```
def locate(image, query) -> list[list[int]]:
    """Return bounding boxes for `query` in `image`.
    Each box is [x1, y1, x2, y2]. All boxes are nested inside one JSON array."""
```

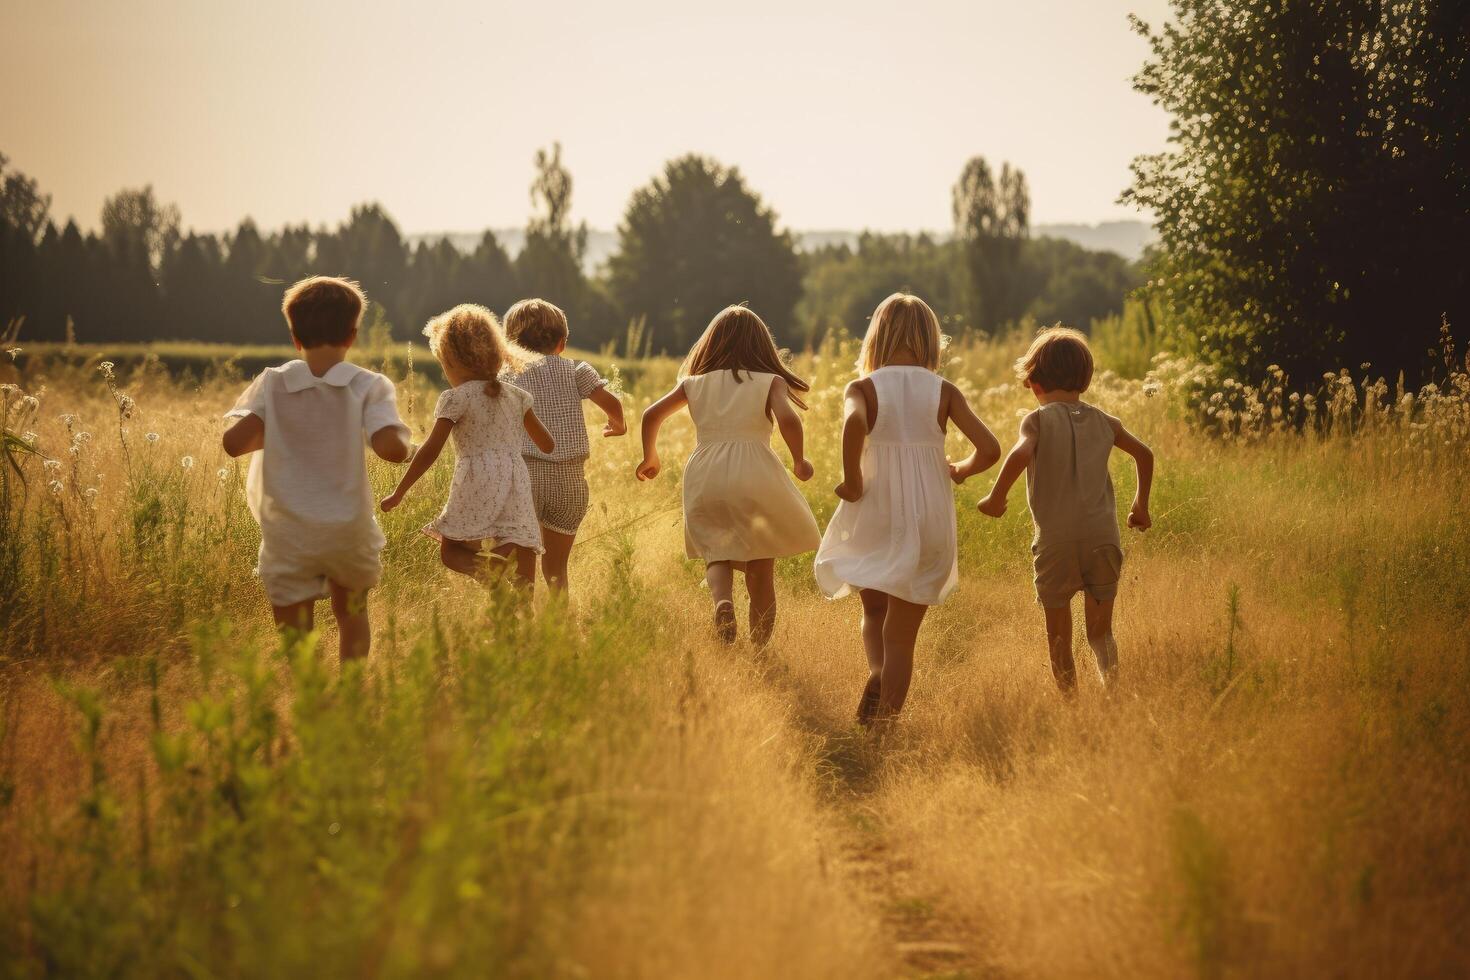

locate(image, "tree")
[[0, 154, 51, 243], [314, 204, 410, 334], [100, 186, 180, 271], [1125, 0, 1470, 381], [515, 144, 601, 340], [608, 155, 802, 351], [953, 157, 1030, 333]]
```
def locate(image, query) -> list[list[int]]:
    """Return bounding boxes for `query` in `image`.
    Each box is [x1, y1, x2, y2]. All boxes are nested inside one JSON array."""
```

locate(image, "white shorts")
[[257, 539, 383, 607]]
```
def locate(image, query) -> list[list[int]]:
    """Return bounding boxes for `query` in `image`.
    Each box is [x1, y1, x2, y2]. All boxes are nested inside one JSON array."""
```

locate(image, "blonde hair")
[[423, 304, 527, 398], [1016, 325, 1094, 392], [503, 298, 569, 355], [857, 293, 943, 375], [680, 305, 810, 410]]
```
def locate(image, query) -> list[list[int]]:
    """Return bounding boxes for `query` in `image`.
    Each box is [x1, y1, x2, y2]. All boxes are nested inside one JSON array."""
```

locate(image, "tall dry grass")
[[1, 327, 1467, 977]]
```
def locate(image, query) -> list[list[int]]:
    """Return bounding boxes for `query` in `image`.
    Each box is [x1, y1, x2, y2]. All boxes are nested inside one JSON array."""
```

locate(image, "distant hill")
[[407, 220, 1155, 273]]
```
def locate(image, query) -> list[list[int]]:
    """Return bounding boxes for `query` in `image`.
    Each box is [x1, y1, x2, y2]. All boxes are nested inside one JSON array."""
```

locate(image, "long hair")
[[857, 292, 944, 375], [423, 304, 529, 398], [680, 305, 810, 409]]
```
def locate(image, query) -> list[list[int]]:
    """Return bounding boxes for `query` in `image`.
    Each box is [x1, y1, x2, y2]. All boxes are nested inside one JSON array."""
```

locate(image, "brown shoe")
[[714, 600, 737, 644], [856, 675, 882, 726]]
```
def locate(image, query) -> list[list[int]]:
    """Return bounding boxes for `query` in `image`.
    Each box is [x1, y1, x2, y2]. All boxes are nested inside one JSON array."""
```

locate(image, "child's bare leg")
[[745, 558, 776, 646], [329, 583, 371, 661], [271, 600, 314, 638], [1082, 593, 1118, 687], [540, 527, 575, 595], [512, 545, 537, 590], [440, 537, 484, 578], [706, 560, 737, 642], [857, 589, 889, 723], [1044, 604, 1077, 694], [876, 596, 928, 716]]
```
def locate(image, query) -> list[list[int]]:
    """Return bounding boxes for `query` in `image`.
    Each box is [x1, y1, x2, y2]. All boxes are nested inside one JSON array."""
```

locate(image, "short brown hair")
[[282, 276, 365, 348], [1017, 326, 1094, 392], [503, 298, 569, 354]]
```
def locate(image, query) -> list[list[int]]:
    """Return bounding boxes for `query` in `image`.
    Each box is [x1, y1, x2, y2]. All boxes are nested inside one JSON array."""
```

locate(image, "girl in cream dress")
[[814, 293, 1001, 724], [637, 305, 820, 645]]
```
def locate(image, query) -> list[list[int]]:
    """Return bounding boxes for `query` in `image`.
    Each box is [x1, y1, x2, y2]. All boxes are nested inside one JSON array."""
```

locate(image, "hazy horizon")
[[4, 0, 1174, 237]]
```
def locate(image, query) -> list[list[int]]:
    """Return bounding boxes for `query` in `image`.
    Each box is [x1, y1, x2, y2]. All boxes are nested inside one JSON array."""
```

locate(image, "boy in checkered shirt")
[[502, 299, 626, 596]]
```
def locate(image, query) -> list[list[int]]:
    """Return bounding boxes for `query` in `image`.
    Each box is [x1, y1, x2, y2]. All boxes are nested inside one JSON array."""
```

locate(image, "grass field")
[[2, 333, 1468, 977]]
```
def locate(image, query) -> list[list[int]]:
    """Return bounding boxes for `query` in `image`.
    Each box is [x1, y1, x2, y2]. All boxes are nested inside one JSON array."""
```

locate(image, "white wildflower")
[[145, 432, 160, 444], [98, 361, 115, 380], [4, 347, 19, 360], [217, 467, 229, 482], [0, 383, 17, 395], [44, 459, 61, 472], [84, 487, 99, 503], [22, 431, 37, 444], [74, 431, 91, 443], [1142, 380, 1163, 398], [48, 479, 63, 494], [180, 455, 195, 470], [18, 395, 39, 414]]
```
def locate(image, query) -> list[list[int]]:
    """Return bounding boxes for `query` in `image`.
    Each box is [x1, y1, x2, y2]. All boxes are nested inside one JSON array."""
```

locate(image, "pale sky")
[[2, 0, 1174, 236]]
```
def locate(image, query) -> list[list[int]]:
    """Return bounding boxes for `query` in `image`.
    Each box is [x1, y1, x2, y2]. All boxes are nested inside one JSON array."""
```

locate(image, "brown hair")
[[1016, 325, 1094, 392], [503, 298, 569, 355], [423, 304, 528, 398], [282, 276, 365, 348], [680, 305, 810, 409], [858, 293, 943, 375]]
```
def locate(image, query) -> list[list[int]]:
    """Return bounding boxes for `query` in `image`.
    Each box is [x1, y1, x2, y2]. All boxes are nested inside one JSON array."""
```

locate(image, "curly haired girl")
[[381, 304, 554, 585]]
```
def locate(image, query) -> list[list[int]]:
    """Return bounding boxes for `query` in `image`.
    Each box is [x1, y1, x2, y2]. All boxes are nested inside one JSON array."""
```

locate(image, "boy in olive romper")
[[977, 327, 1155, 693], [501, 299, 626, 596]]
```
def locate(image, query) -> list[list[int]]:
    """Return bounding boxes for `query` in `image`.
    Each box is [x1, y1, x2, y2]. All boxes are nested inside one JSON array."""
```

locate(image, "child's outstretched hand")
[[977, 492, 1007, 518], [1128, 500, 1152, 531], [380, 490, 404, 513], [834, 479, 862, 503], [635, 455, 661, 481], [792, 458, 814, 481], [603, 418, 627, 438], [948, 460, 969, 485]]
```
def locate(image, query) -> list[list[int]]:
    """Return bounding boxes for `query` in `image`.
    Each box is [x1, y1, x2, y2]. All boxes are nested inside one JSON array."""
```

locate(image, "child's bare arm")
[[380, 418, 453, 511], [977, 414, 1038, 518], [767, 377, 814, 481], [1110, 417, 1154, 530], [835, 380, 870, 502], [222, 414, 264, 457], [636, 384, 689, 481], [941, 381, 1002, 483], [369, 424, 413, 463], [524, 410, 555, 455], [588, 386, 626, 437]]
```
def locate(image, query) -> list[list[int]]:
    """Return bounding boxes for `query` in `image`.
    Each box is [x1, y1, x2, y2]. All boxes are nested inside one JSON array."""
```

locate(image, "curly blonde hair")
[[857, 293, 944, 375], [423, 304, 527, 397]]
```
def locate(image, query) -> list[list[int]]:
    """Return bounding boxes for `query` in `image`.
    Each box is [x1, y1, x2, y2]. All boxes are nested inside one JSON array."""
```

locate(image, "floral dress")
[[424, 381, 544, 552]]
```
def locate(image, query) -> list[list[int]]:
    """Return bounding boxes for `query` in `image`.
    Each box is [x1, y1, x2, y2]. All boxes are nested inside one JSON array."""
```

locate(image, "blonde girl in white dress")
[[637, 306, 820, 645], [814, 293, 1001, 723], [381, 304, 554, 587]]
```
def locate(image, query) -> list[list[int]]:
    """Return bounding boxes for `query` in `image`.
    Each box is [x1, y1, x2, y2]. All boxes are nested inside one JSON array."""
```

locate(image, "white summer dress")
[[681, 370, 821, 562], [814, 366, 958, 605], [423, 381, 544, 553]]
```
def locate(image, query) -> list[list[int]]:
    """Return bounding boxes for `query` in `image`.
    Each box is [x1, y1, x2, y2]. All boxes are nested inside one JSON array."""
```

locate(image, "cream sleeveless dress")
[[681, 370, 821, 562], [814, 366, 958, 605]]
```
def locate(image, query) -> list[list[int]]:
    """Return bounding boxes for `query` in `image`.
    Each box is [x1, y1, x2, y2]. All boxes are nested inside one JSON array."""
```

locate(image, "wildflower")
[[181, 455, 195, 470], [4, 347, 19, 360], [22, 431, 36, 444], [18, 395, 39, 414], [69, 445, 81, 456], [145, 432, 160, 444], [0, 383, 17, 395], [58, 413, 76, 427], [84, 487, 99, 503], [217, 467, 229, 482], [98, 361, 115, 380], [1142, 380, 1163, 398], [44, 459, 61, 472], [74, 431, 91, 444], [117, 394, 136, 420], [48, 479, 63, 494]]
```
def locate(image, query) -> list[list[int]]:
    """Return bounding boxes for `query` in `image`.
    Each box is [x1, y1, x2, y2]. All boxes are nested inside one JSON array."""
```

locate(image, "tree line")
[[0, 147, 1138, 355]]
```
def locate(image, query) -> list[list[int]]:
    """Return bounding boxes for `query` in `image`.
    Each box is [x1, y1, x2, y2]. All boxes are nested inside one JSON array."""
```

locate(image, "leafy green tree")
[[0, 153, 51, 243], [608, 155, 802, 351], [953, 158, 1030, 333], [1125, 0, 1470, 380], [100, 186, 180, 270], [516, 144, 594, 331]]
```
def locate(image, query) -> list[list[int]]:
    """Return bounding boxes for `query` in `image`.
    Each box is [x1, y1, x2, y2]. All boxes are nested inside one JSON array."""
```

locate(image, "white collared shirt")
[[226, 360, 409, 551]]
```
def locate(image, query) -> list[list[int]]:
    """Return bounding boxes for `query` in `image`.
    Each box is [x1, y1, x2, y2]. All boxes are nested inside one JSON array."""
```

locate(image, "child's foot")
[[713, 600, 737, 644], [856, 675, 882, 726]]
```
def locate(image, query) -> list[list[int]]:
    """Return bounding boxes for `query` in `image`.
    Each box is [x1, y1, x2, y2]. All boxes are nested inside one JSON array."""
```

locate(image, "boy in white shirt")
[[222, 276, 412, 660]]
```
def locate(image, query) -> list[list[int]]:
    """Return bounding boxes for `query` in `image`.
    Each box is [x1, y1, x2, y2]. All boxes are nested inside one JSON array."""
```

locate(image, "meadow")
[[1, 328, 1468, 978]]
